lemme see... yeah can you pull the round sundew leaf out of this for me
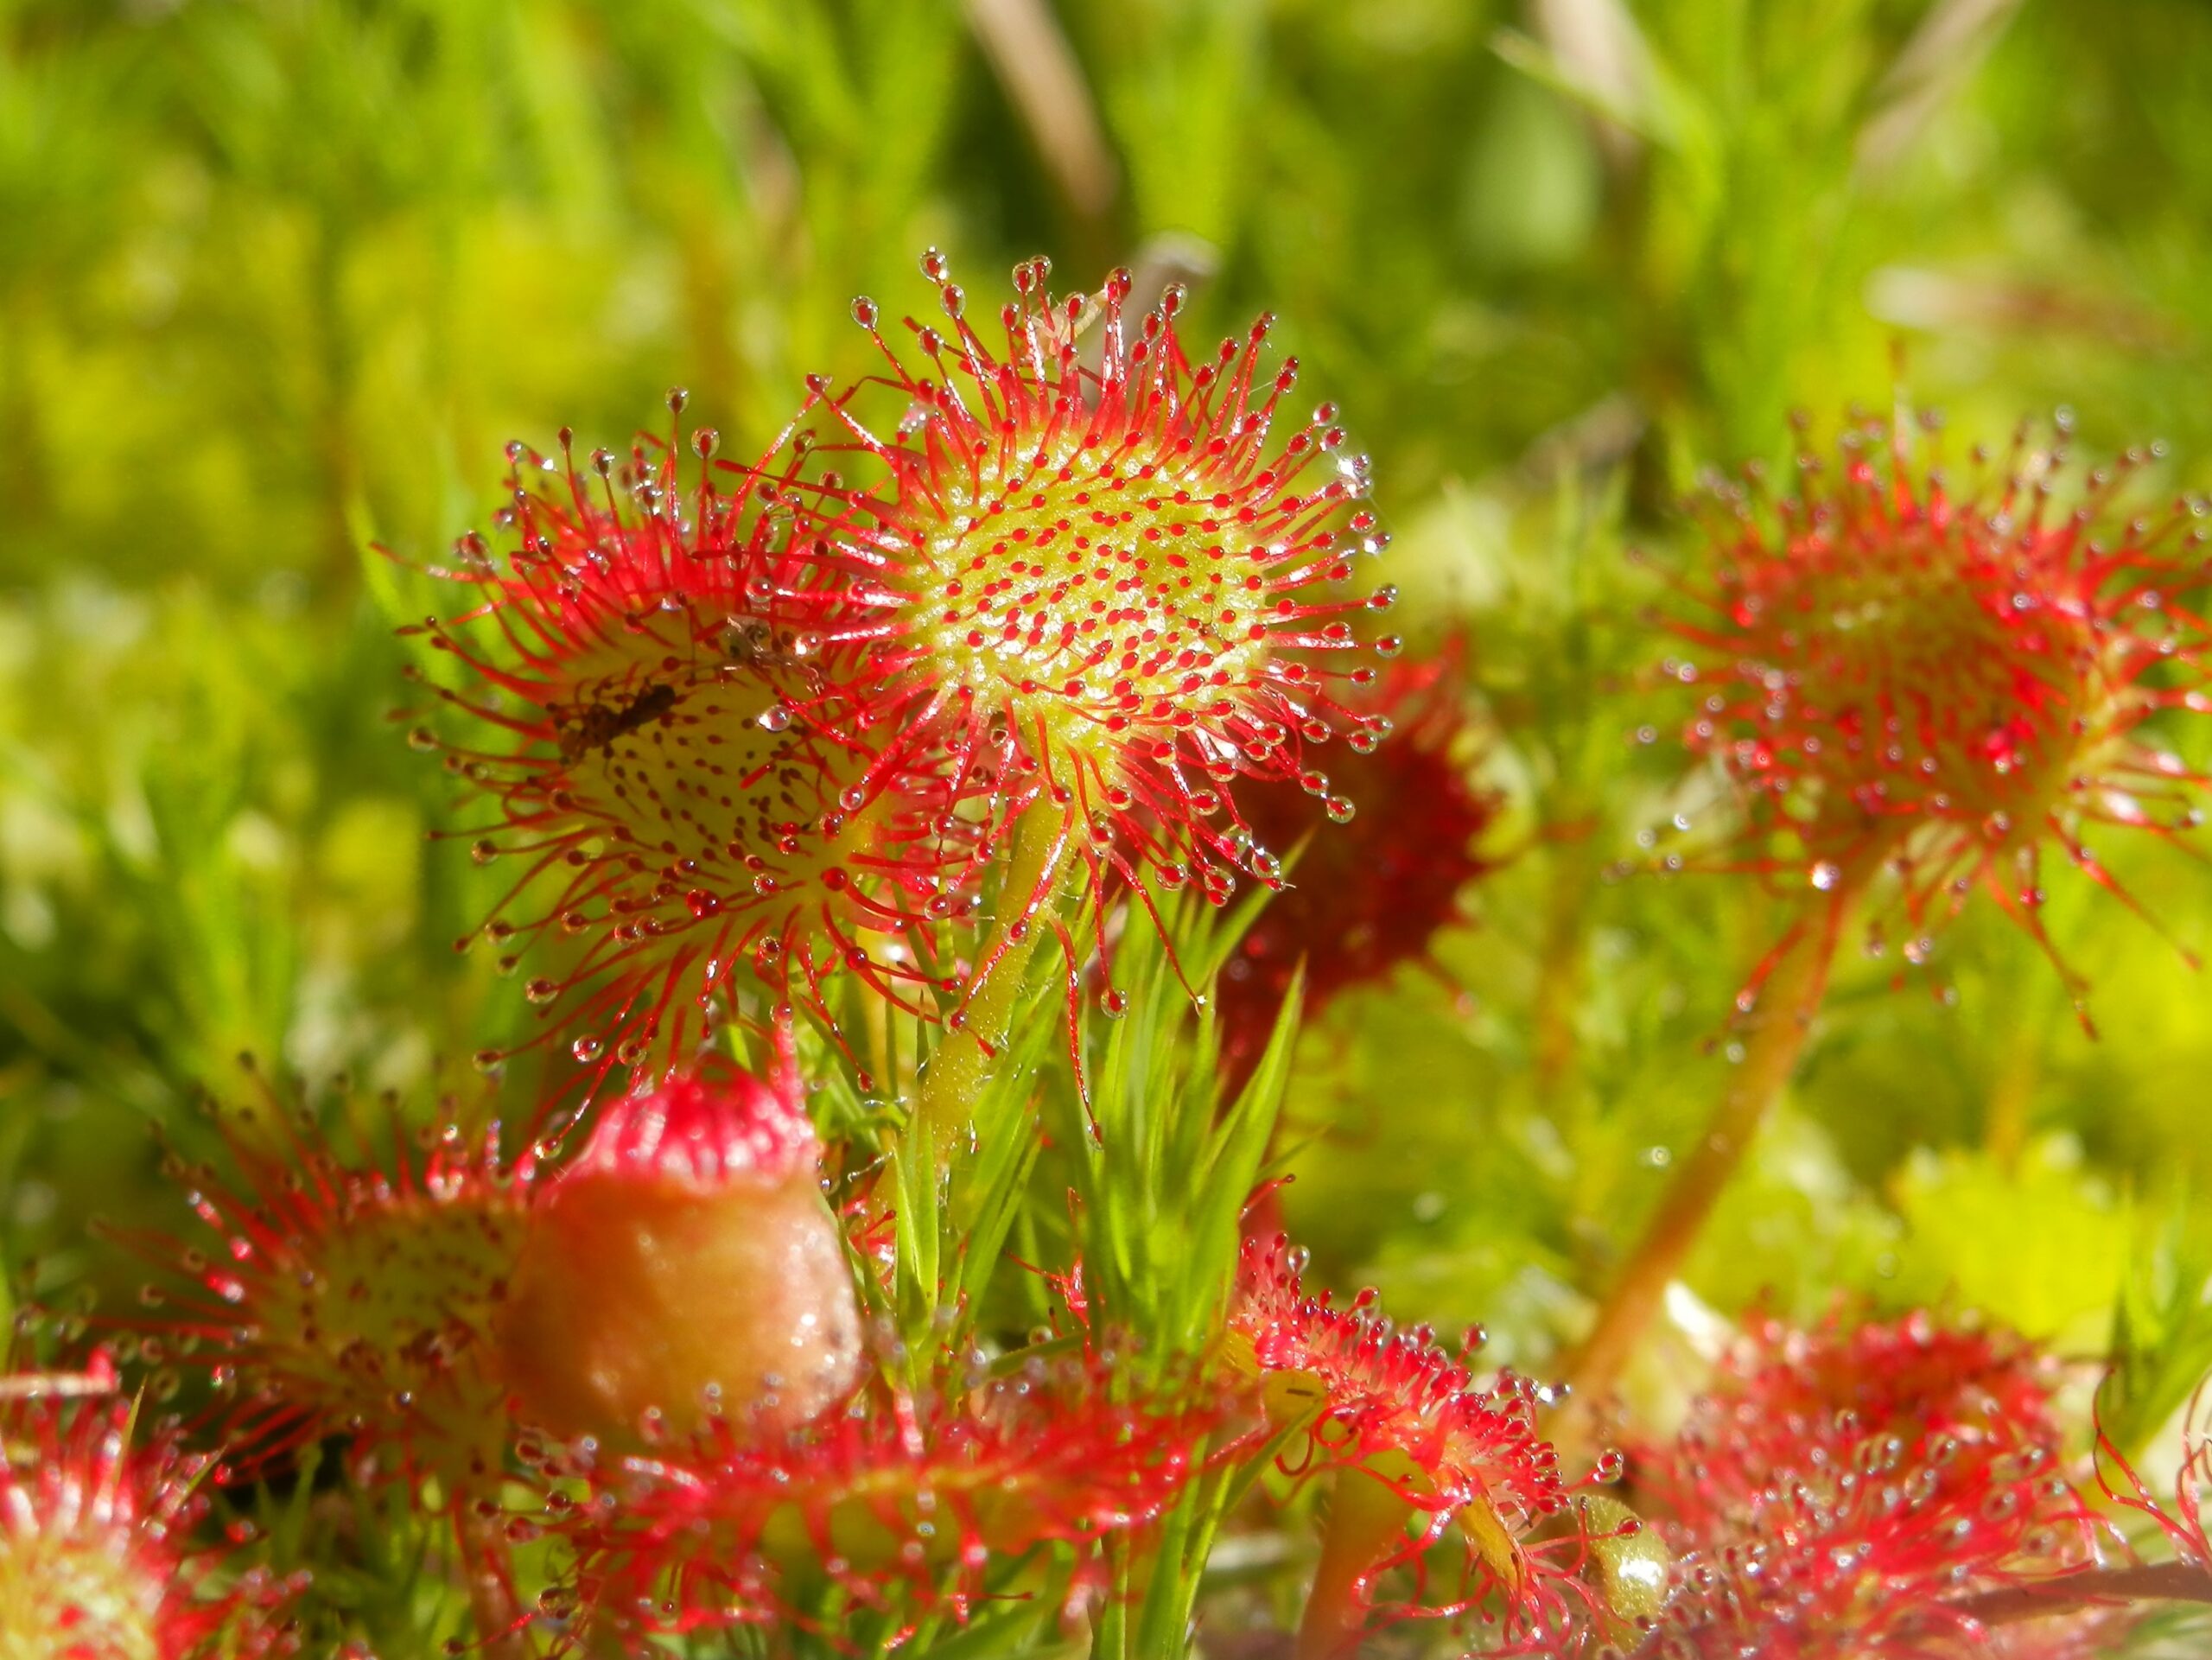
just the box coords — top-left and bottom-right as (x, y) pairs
(1625, 1309), (2099, 1658)
(417, 435), (990, 1085)
(753, 253), (1399, 914)
(1660, 412), (2212, 990)
(110, 1104), (528, 1507)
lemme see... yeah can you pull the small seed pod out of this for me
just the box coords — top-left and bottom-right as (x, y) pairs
(1576, 1492), (1671, 1627)
(498, 1065), (863, 1442)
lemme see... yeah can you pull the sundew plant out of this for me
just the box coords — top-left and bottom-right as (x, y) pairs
(9, 2), (2212, 1657)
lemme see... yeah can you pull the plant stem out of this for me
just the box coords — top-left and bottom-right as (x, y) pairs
(906, 802), (1072, 1170)
(1948, 1560), (2212, 1627)
(1981, 962), (2053, 1171)
(1555, 871), (1864, 1448)
(1295, 1465), (1414, 1660)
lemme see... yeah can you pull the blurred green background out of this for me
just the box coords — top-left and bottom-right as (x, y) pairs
(5, 0), (2212, 1385)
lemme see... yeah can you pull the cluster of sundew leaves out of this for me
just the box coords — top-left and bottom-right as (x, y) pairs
(414, 253), (1402, 1092)
(61, 789), (2207, 1660)
(33, 528), (2212, 1658)
(30, 6), (2212, 1655)
(0, 1355), (302, 1657)
(58, 295), (2212, 1660)
(1624, 1311), (2101, 1660)
(82, 1019), (1307, 1650)
(1648, 410), (2212, 1009)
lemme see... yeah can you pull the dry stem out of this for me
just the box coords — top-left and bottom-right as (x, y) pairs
(1949, 1560), (2212, 1627)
